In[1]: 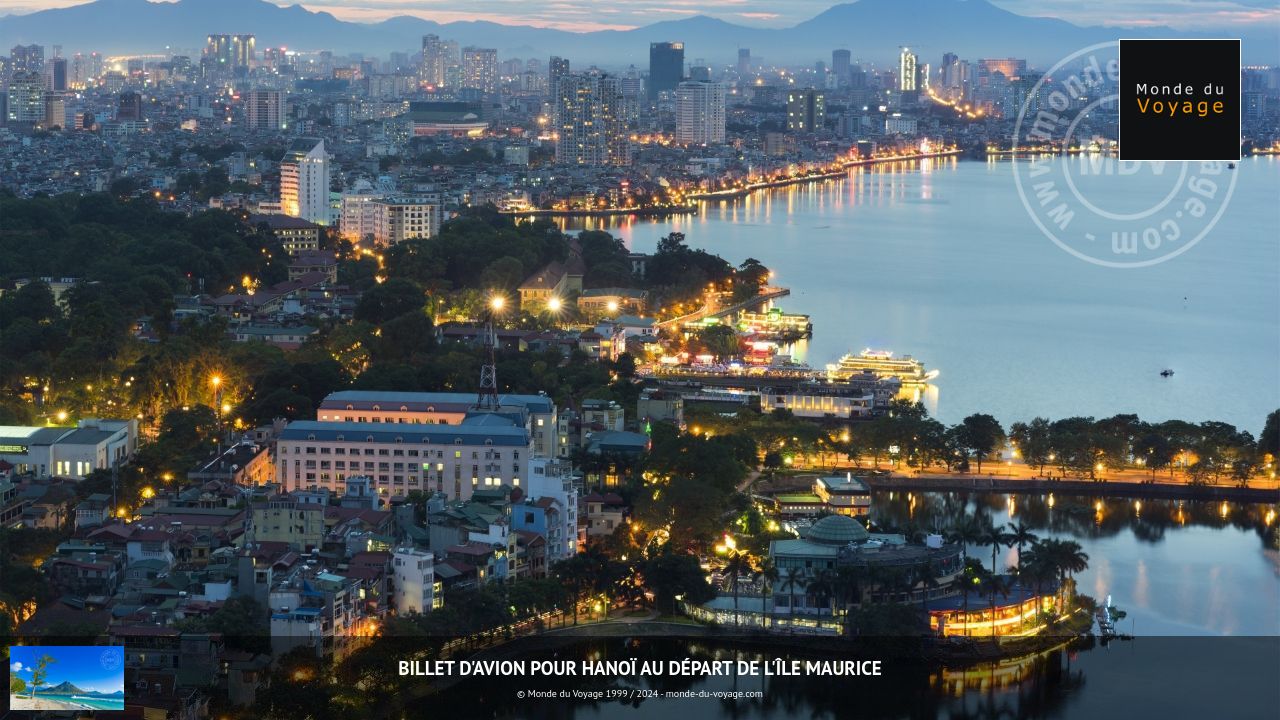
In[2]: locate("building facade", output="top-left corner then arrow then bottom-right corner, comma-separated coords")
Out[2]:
279,138 -> 331,226
675,81 -> 726,146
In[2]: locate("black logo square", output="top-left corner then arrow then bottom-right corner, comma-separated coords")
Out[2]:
1119,39 -> 1241,161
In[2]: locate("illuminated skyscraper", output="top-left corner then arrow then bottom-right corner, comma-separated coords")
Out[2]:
554,71 -> 630,166
6,72 -> 44,124
899,47 -> 918,92
548,56 -> 569,96
421,34 -> 446,88
461,47 -> 497,93
9,44 -> 44,74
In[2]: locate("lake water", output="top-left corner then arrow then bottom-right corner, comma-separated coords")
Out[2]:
424,491 -> 1280,719
563,157 -> 1280,433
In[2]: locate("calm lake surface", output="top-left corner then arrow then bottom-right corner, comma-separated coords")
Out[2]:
426,492 -> 1280,719
563,157 -> 1280,432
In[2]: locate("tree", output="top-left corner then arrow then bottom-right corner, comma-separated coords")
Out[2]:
10,675 -> 25,695
1260,409 -> 1280,458
778,567 -> 806,628
1007,521 -> 1038,574
354,278 -> 425,324
946,517 -> 983,559
1009,418 -> 1052,474
724,551 -> 750,628
30,653 -> 55,699
640,551 -> 713,615
978,521 -> 1013,575
957,414 -> 1005,473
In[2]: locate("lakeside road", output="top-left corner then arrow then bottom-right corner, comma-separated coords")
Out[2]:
781,459 -> 1279,502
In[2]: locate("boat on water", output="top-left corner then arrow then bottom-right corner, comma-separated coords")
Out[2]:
1160,369 -> 1174,377
827,349 -> 937,385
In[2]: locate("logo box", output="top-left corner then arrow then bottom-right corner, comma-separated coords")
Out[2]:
1119,39 -> 1241,161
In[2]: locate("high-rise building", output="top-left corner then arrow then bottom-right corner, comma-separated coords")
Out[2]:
116,91 -> 144,122
9,44 -> 44,74
554,71 -> 631,167
548,56 -> 569,97
245,89 -> 284,130
786,88 -> 825,133
205,34 -> 254,69
675,81 -> 725,146
461,47 -> 498,93
832,50 -> 851,84
737,48 -> 751,76
42,92 -> 66,129
280,138 -> 331,226
899,47 -> 918,92
421,34 -> 446,88
45,57 -> 67,92
6,72 -> 45,124
648,41 -> 684,100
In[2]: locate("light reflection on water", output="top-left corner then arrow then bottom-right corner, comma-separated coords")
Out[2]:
869,491 -> 1280,637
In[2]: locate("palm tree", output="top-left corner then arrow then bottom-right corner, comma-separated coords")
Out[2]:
1007,521 -> 1039,574
756,558 -> 778,629
978,521 -> 1014,575
1044,538 -> 1089,612
806,568 -> 836,616
724,551 -> 750,629
913,560 -> 943,614
778,566 -> 806,630
832,565 -> 863,635
947,517 -> 984,560
959,558 -> 988,637
981,574 -> 1013,639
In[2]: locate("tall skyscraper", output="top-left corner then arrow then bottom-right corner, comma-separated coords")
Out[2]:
231,35 -> 255,68
648,41 -> 684,100
977,58 -> 1026,81
899,47 -> 918,92
245,89 -> 285,130
280,138 -> 331,225
786,88 -> 825,133
9,44 -> 44,74
205,34 -> 254,69
737,48 -> 751,76
42,92 -> 66,129
45,57 -> 67,92
675,81 -> 725,146
421,35 -> 446,88
832,50 -> 851,84
461,47 -> 497,93
554,71 -> 630,167
6,72 -> 45,124
548,56 -> 569,97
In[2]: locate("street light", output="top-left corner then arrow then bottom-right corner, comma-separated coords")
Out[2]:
547,296 -> 562,312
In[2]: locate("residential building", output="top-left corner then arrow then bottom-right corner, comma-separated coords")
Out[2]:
0,419 -> 137,478
392,546 -> 441,613
675,81 -> 726,146
279,138 -> 331,226
6,72 -> 44,124
371,196 -> 441,245
554,71 -> 631,166
245,89 -> 284,130
460,47 -> 497,93
786,88 -> 825,132
248,213 -> 322,255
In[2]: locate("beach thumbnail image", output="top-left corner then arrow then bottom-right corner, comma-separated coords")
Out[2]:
8,645 -> 125,712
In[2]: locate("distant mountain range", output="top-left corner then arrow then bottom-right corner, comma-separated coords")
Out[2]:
0,0 -> 1274,65
36,681 -> 87,694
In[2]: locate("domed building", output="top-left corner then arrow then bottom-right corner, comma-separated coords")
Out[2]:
804,514 -> 870,545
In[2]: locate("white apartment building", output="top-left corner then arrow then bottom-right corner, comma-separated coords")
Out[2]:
315,390 -> 559,459
245,89 -> 284,130
525,457 -> 580,562
675,81 -> 726,146
339,193 -> 380,243
371,196 -> 440,245
279,138 -> 330,225
392,547 -> 441,614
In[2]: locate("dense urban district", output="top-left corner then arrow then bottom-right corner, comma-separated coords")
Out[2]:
0,27 -> 1278,720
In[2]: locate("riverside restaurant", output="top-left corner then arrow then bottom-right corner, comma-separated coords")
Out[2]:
925,580 -> 1060,638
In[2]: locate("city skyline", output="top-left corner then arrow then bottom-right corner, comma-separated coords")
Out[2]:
1,0 -> 1276,32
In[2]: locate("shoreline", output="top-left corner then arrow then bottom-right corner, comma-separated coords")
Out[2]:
688,149 -> 963,201
866,473 -> 1279,503
501,205 -> 697,219
8,695 -> 115,711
